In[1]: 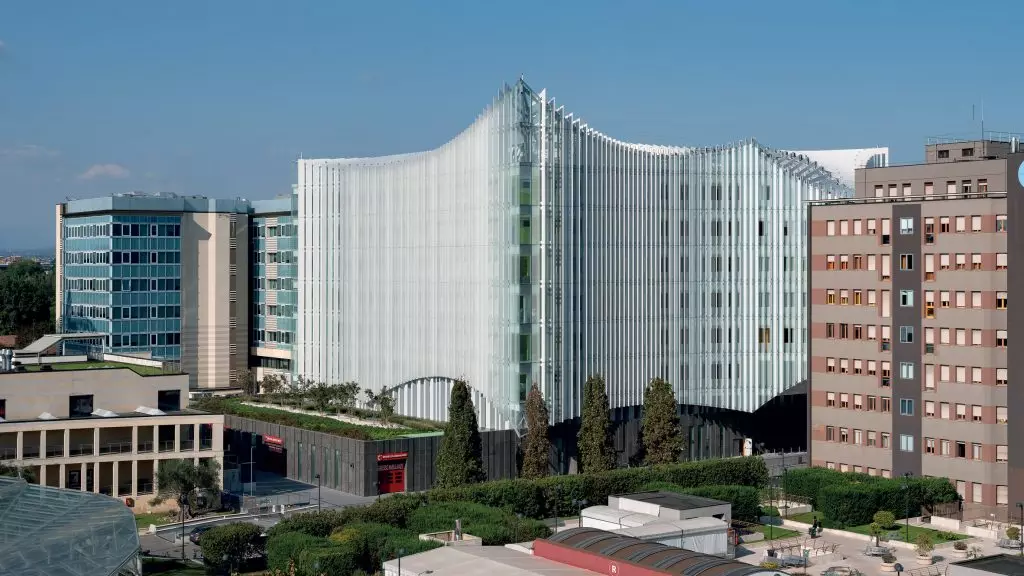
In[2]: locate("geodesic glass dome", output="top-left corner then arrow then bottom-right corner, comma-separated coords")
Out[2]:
0,476 -> 141,576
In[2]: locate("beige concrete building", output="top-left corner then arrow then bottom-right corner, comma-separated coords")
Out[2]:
0,364 -> 224,510
808,136 -> 1024,518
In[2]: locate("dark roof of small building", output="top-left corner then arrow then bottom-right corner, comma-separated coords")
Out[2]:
617,490 -> 729,510
546,527 -> 764,576
953,554 -> 1024,575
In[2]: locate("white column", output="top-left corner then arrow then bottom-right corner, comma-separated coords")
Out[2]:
153,425 -> 159,453
131,460 -> 138,498
63,429 -> 70,458
15,431 -> 23,460
131,426 -> 138,455
39,464 -> 46,486
80,462 -> 87,492
173,425 -> 180,452
193,423 -> 199,452
58,463 -> 65,489
39,430 -> 46,460
93,462 -> 100,493
112,462 -> 119,497
93,428 -> 100,456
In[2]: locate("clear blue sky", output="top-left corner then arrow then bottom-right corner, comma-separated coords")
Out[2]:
1,0 -> 1021,248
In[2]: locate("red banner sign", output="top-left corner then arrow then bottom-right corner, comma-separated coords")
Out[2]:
377,451 -> 408,462
263,435 -> 283,446
378,462 -> 405,471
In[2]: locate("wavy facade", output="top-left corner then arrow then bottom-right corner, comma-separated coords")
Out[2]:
296,79 -> 886,430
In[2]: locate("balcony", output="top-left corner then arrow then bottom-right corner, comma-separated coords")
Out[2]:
46,445 -> 65,458
69,443 -> 94,456
137,441 -> 154,454
98,441 -> 133,455
21,447 -> 40,459
158,440 -> 176,453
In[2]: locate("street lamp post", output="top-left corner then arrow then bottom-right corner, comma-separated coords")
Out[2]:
903,472 -> 913,543
398,548 -> 404,575
179,494 -> 187,560
315,473 -> 321,512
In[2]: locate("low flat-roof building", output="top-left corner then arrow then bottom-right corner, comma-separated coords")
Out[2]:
0,359 -> 224,510
948,554 -> 1024,576
609,491 -> 733,524
381,544 -> 597,576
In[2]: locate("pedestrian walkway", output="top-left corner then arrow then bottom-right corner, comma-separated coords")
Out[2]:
735,528 -> 1008,575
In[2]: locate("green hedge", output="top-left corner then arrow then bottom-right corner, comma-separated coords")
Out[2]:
406,501 -> 551,545
642,482 -> 761,522
784,468 -> 960,528
199,522 -> 265,573
429,456 -> 768,520
267,532 -> 329,572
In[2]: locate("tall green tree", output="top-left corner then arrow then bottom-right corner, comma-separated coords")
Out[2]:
307,380 -> 335,413
239,368 -> 259,396
364,386 -> 395,424
577,374 -> 615,473
436,379 -> 485,487
521,382 -> 550,479
333,381 -> 361,409
0,260 -> 54,346
641,377 -> 683,465
150,459 -> 221,519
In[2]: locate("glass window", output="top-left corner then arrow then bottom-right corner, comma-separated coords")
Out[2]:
899,217 -> 914,234
900,398 -> 914,416
900,290 -> 913,307
900,434 -> 914,452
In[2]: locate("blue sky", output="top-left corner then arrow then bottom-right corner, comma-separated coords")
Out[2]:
1,0 -> 1021,248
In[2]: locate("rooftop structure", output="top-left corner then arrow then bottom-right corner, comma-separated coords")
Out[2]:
949,553 -> 1024,576
535,527 -> 780,575
0,476 -> 141,576
609,491 -> 732,524
382,544 -> 595,576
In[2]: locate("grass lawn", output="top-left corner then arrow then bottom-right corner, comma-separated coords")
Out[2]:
846,523 -> 966,544
789,511 -> 822,524
142,558 -> 205,575
25,361 -> 169,376
751,525 -> 800,541
135,512 -> 173,529
195,397 -> 426,440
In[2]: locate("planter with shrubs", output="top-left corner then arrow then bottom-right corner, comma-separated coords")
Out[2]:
952,540 -> 969,559
879,553 -> 898,573
915,533 -> 935,565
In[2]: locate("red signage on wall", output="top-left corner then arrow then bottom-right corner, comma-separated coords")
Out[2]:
264,435 -> 283,446
377,451 -> 408,462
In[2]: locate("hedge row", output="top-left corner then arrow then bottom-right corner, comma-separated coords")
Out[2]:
428,456 -> 769,519
267,523 -> 436,576
642,482 -> 761,522
783,468 -> 959,528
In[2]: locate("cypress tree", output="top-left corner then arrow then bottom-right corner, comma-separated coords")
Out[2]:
577,374 -> 615,473
641,377 -> 683,465
436,379 -> 485,487
521,382 -> 551,479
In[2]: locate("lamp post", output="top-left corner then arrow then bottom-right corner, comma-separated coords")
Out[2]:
902,472 -> 913,543
314,473 -> 321,512
179,494 -> 187,560
397,548 -> 404,575
1017,502 -> 1024,556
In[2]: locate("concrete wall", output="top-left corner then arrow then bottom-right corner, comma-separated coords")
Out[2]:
223,415 -> 519,497
181,212 -> 249,389
0,369 -> 189,420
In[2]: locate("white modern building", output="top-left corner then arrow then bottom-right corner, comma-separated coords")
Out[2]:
295,78 -> 887,430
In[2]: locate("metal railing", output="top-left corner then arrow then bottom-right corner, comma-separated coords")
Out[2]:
157,440 -> 176,453
180,440 -> 194,451
98,441 -> 133,455
808,191 -> 1006,207
199,439 -> 213,451
46,445 -> 65,458
137,441 -> 154,453
21,448 -> 39,459
69,443 -> 94,456
0,448 -> 15,461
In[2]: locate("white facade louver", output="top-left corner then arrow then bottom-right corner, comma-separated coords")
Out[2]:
296,79 -> 887,430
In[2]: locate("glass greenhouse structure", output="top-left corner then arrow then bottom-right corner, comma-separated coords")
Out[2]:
0,476 -> 141,576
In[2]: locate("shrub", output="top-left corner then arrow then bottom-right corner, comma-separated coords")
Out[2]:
297,544 -> 360,576
199,522 -> 265,573
916,533 -> 934,555
954,540 -> 968,550
809,472 -> 959,527
267,532 -> 329,572
759,561 -> 780,570
407,501 -> 551,545
873,511 -> 896,529
1008,526 -> 1021,541
268,509 -> 359,539
760,505 -> 780,518
881,554 -> 897,564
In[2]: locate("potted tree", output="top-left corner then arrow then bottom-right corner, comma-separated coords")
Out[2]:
952,540 -> 969,559
915,533 -> 935,565
880,553 -> 898,573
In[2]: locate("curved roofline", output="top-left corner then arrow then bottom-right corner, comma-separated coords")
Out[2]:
300,77 -> 870,194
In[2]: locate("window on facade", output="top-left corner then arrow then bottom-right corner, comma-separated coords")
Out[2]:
998,406 -> 1008,423
941,402 -> 950,419
926,438 -> 935,454
900,290 -> 914,307
998,330 -> 1008,348
998,368 -> 1008,385
997,214 -> 1007,232
900,398 -> 914,416
998,445 -> 1009,462
956,403 -> 967,420
157,390 -> 181,413
999,485 -> 1008,505
900,362 -> 914,380
925,400 -> 935,417
972,443 -> 982,459
900,326 -> 914,343
956,441 -> 966,458
997,253 -> 1008,270
881,432 -> 890,448
69,395 -> 94,418
900,217 -> 914,234
826,426 -> 835,441
900,254 -> 913,270
900,434 -> 914,452
972,405 -> 982,422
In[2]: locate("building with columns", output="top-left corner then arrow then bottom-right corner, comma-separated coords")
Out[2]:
0,363 -> 224,510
